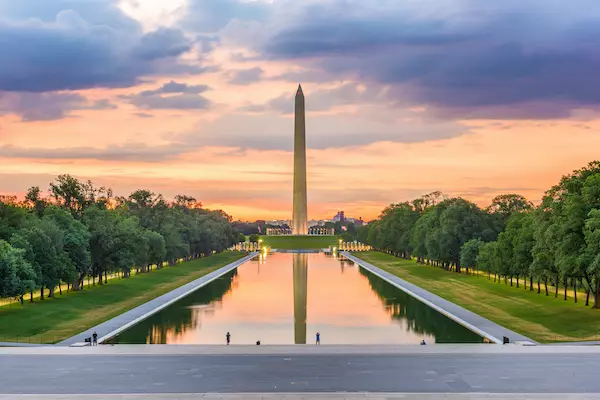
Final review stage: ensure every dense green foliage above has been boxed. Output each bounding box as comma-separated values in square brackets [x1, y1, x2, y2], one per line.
[362, 161, 600, 308]
[0, 175, 237, 304]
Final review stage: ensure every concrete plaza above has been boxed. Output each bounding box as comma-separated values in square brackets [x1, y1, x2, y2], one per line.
[1, 345, 600, 395]
[0, 394, 597, 399]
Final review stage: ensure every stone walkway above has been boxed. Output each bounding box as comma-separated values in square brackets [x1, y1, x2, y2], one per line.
[0, 394, 596, 399]
[59, 253, 257, 346]
[342, 253, 535, 344]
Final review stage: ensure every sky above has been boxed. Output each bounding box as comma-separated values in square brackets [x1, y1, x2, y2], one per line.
[1, 0, 600, 221]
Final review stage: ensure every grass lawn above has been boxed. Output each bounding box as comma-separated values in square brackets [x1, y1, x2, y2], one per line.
[0, 252, 245, 344]
[356, 251, 600, 343]
[260, 235, 339, 250]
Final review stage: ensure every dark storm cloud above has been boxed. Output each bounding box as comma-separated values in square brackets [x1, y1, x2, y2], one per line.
[260, 0, 600, 119]
[0, 1, 199, 92]
[124, 81, 211, 110]
[0, 92, 117, 121]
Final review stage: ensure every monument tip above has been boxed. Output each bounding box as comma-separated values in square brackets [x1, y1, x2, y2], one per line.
[296, 84, 303, 96]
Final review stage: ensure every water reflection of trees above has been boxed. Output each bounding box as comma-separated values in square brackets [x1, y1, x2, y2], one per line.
[359, 268, 483, 343]
[109, 269, 238, 344]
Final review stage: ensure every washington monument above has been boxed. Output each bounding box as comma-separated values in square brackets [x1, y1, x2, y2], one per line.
[292, 84, 308, 235]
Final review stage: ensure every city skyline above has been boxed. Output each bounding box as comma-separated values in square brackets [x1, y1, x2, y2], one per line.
[2, 1, 600, 221]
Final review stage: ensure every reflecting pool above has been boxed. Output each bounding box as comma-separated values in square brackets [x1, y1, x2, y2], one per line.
[107, 252, 483, 344]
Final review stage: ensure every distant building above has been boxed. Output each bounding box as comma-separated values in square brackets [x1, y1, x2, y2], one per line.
[333, 211, 345, 222]
[308, 226, 335, 235]
[266, 227, 292, 236]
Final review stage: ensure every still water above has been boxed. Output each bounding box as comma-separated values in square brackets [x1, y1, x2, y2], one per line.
[108, 253, 483, 344]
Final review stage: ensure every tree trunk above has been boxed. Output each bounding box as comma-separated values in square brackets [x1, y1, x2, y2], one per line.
[30, 291, 33, 303]
[555, 278, 559, 298]
[574, 280, 577, 303]
[456, 260, 461, 273]
[488, 272, 490, 280]
[59, 284, 62, 296]
[48, 287, 55, 298]
[530, 276, 534, 291]
[594, 280, 600, 309]
[20, 295, 24, 305]
[510, 276, 513, 287]
[516, 275, 519, 288]
[104, 271, 108, 284]
[537, 280, 541, 294]
[564, 278, 568, 301]
[40, 286, 45, 300]
[586, 288, 590, 306]
[545, 278, 549, 296]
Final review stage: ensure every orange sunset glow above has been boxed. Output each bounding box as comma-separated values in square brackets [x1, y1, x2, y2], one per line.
[1, 0, 598, 221]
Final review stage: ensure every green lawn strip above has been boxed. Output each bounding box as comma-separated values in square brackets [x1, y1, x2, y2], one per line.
[0, 252, 246, 344]
[259, 235, 340, 250]
[356, 251, 600, 343]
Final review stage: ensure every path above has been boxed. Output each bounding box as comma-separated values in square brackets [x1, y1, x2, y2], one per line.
[1, 349, 599, 394]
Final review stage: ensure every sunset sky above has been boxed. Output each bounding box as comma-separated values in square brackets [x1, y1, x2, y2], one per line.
[1, 0, 600, 221]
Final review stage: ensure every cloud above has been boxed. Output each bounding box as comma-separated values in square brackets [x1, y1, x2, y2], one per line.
[240, 83, 392, 114]
[254, 0, 600, 119]
[0, 92, 117, 121]
[227, 67, 264, 85]
[124, 81, 211, 110]
[175, 108, 467, 151]
[134, 113, 154, 118]
[179, 0, 270, 33]
[0, 143, 186, 162]
[141, 81, 210, 95]
[0, 2, 200, 92]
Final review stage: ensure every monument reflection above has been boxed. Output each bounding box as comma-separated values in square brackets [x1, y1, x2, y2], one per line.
[107, 253, 483, 344]
[293, 253, 308, 344]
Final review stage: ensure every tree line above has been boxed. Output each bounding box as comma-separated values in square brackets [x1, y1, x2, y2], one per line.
[357, 161, 600, 308]
[0, 175, 236, 304]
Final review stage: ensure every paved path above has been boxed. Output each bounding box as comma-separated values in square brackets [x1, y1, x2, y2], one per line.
[1, 352, 599, 394]
[3, 344, 600, 356]
[59, 253, 257, 346]
[0, 394, 597, 399]
[342, 253, 534, 344]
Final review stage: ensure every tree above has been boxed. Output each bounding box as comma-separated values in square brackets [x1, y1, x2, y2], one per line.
[582, 209, 600, 308]
[460, 238, 485, 274]
[487, 194, 533, 232]
[24, 186, 47, 217]
[249, 234, 260, 243]
[0, 240, 37, 303]
[10, 224, 65, 300]
[477, 241, 498, 280]
[43, 206, 91, 290]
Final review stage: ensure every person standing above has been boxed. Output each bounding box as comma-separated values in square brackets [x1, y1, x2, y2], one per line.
[92, 332, 98, 346]
[316, 332, 320, 345]
[226, 332, 231, 345]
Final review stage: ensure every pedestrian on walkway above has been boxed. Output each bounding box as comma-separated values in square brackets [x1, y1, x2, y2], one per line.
[420, 339, 426, 345]
[92, 332, 98, 346]
[316, 332, 320, 345]
[226, 332, 231, 345]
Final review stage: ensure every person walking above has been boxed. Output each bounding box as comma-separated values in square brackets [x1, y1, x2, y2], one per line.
[226, 332, 231, 345]
[316, 332, 320, 345]
[92, 332, 98, 346]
